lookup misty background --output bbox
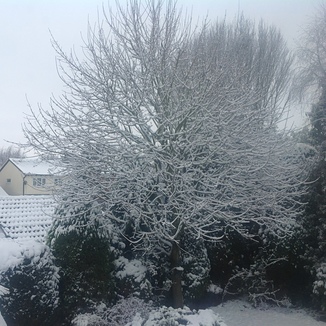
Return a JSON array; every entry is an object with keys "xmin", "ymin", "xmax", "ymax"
[{"xmin": 0, "ymin": 0, "xmax": 320, "ymax": 148}]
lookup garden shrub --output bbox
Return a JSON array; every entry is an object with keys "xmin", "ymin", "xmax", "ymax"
[
  {"xmin": 207, "ymin": 225, "xmax": 309, "ymax": 307},
  {"xmin": 180, "ymin": 236, "xmax": 210, "ymax": 306},
  {"xmin": 49, "ymin": 201, "xmax": 116, "ymax": 323},
  {"xmin": 114, "ymin": 256, "xmax": 152, "ymax": 299},
  {"xmin": 71, "ymin": 313, "xmax": 107, "ymax": 326},
  {"xmin": 126, "ymin": 305, "xmax": 226, "ymax": 326},
  {"xmin": 72, "ymin": 297, "xmax": 153, "ymax": 326},
  {"xmin": 0, "ymin": 239, "xmax": 60, "ymax": 326},
  {"xmin": 312, "ymin": 263, "xmax": 326, "ymax": 311}
]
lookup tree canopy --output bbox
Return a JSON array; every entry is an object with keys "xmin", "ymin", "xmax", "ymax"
[{"xmin": 24, "ymin": 0, "xmax": 307, "ymax": 308}]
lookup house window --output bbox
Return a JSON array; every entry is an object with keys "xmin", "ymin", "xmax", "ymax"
[
  {"xmin": 54, "ymin": 178, "xmax": 62, "ymax": 186},
  {"xmin": 33, "ymin": 177, "xmax": 46, "ymax": 187},
  {"xmin": 6, "ymin": 178, "xmax": 11, "ymax": 183}
]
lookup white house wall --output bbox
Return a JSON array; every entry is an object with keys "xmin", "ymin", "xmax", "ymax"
[
  {"xmin": 23, "ymin": 175, "xmax": 55, "ymax": 195},
  {"xmin": 0, "ymin": 159, "xmax": 61, "ymax": 196},
  {"xmin": 0, "ymin": 161, "xmax": 24, "ymax": 195}
]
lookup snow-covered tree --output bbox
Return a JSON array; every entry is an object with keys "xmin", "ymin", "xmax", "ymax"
[
  {"xmin": 294, "ymin": 2, "xmax": 326, "ymax": 310},
  {"xmin": 24, "ymin": 0, "xmax": 306, "ymax": 308},
  {"xmin": 294, "ymin": 2, "xmax": 326, "ymax": 102},
  {"xmin": 0, "ymin": 145, "xmax": 25, "ymax": 166}
]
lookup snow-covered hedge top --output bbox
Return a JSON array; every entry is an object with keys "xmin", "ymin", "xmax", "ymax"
[{"xmin": 0, "ymin": 238, "xmax": 47, "ymax": 272}]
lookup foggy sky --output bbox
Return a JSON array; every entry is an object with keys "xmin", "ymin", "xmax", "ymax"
[{"xmin": 0, "ymin": 0, "xmax": 320, "ymax": 149}]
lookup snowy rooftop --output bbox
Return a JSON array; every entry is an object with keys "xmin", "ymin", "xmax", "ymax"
[
  {"xmin": 0, "ymin": 195, "xmax": 55, "ymax": 241},
  {"xmin": 0, "ymin": 187, "xmax": 8, "ymax": 196},
  {"xmin": 7, "ymin": 157, "xmax": 58, "ymax": 175}
]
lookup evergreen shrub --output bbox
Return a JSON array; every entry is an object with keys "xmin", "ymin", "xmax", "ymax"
[{"xmin": 0, "ymin": 240, "xmax": 60, "ymax": 326}]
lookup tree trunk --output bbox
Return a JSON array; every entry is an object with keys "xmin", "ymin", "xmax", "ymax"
[{"xmin": 170, "ymin": 241, "xmax": 184, "ymax": 308}]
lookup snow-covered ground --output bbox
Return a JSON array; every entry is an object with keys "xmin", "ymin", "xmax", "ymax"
[
  {"xmin": 2, "ymin": 300, "xmax": 326, "ymax": 326},
  {"xmin": 213, "ymin": 299, "xmax": 326, "ymax": 326},
  {"xmin": 0, "ymin": 313, "xmax": 5, "ymax": 326}
]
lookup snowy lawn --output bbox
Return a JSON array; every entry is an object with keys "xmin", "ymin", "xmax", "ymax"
[
  {"xmin": 0, "ymin": 313, "xmax": 5, "ymax": 326},
  {"xmin": 213, "ymin": 299, "xmax": 326, "ymax": 326},
  {"xmin": 1, "ymin": 299, "xmax": 326, "ymax": 325}
]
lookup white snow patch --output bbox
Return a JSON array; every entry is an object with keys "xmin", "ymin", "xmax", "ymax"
[
  {"xmin": 9, "ymin": 157, "xmax": 59, "ymax": 175},
  {"xmin": 208, "ymin": 283, "xmax": 223, "ymax": 294},
  {"xmin": 213, "ymin": 299, "xmax": 326, "ymax": 326},
  {"xmin": 185, "ymin": 309, "xmax": 227, "ymax": 326},
  {"xmin": 0, "ymin": 238, "xmax": 45, "ymax": 272},
  {"xmin": 0, "ymin": 285, "xmax": 8, "ymax": 296},
  {"xmin": 115, "ymin": 257, "xmax": 147, "ymax": 283},
  {"xmin": 0, "ymin": 312, "xmax": 6, "ymax": 326},
  {"xmin": 127, "ymin": 306, "xmax": 225, "ymax": 326},
  {"xmin": 71, "ymin": 313, "xmax": 106, "ymax": 326}
]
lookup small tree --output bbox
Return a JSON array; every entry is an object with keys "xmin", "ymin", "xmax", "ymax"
[
  {"xmin": 0, "ymin": 145, "xmax": 25, "ymax": 166},
  {"xmin": 25, "ymin": 0, "xmax": 307, "ymax": 308},
  {"xmin": 294, "ymin": 2, "xmax": 326, "ymax": 102}
]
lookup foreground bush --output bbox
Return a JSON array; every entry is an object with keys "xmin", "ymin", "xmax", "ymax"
[
  {"xmin": 72, "ymin": 297, "xmax": 153, "ymax": 326},
  {"xmin": 312, "ymin": 263, "xmax": 326, "ymax": 311},
  {"xmin": 0, "ymin": 239, "xmax": 60, "ymax": 326},
  {"xmin": 126, "ymin": 305, "xmax": 226, "ymax": 326},
  {"xmin": 49, "ymin": 201, "xmax": 116, "ymax": 323},
  {"xmin": 72, "ymin": 298, "xmax": 226, "ymax": 326}
]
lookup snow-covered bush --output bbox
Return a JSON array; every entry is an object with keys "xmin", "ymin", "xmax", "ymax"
[
  {"xmin": 49, "ymin": 200, "xmax": 116, "ymax": 322},
  {"xmin": 0, "ymin": 238, "xmax": 60, "ymax": 326},
  {"xmin": 244, "ymin": 261, "xmax": 288, "ymax": 307},
  {"xmin": 181, "ymin": 236, "xmax": 210, "ymax": 305},
  {"xmin": 72, "ymin": 297, "xmax": 153, "ymax": 326},
  {"xmin": 312, "ymin": 263, "xmax": 326, "ymax": 310},
  {"xmin": 207, "ymin": 222, "xmax": 310, "ymax": 308},
  {"xmin": 71, "ymin": 313, "xmax": 107, "ymax": 326},
  {"xmin": 114, "ymin": 257, "xmax": 152, "ymax": 299},
  {"xmin": 208, "ymin": 228, "xmax": 261, "ymax": 300},
  {"xmin": 104, "ymin": 297, "xmax": 153, "ymax": 325},
  {"xmin": 113, "ymin": 234, "xmax": 210, "ymax": 306},
  {"xmin": 219, "ymin": 251, "xmax": 292, "ymax": 307},
  {"xmin": 113, "ymin": 218, "xmax": 171, "ymax": 303},
  {"xmin": 126, "ymin": 305, "xmax": 227, "ymax": 326}
]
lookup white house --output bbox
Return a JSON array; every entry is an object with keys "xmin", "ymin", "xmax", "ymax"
[{"xmin": 0, "ymin": 158, "xmax": 61, "ymax": 196}]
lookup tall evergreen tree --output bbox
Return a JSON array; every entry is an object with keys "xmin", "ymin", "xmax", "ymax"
[
  {"xmin": 295, "ymin": 2, "xmax": 326, "ymax": 262},
  {"xmin": 295, "ymin": 2, "xmax": 326, "ymax": 309}
]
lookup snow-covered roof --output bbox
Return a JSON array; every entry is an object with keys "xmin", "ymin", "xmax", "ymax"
[
  {"xmin": 0, "ymin": 195, "xmax": 55, "ymax": 241},
  {"xmin": 0, "ymin": 225, "xmax": 7, "ymax": 238},
  {"xmin": 7, "ymin": 157, "xmax": 58, "ymax": 175},
  {"xmin": 0, "ymin": 187, "xmax": 8, "ymax": 196}
]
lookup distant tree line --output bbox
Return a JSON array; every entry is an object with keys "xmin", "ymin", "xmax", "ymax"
[{"xmin": 0, "ymin": 145, "xmax": 25, "ymax": 166}]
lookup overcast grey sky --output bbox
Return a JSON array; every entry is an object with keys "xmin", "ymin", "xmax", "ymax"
[{"xmin": 0, "ymin": 0, "xmax": 321, "ymax": 149}]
